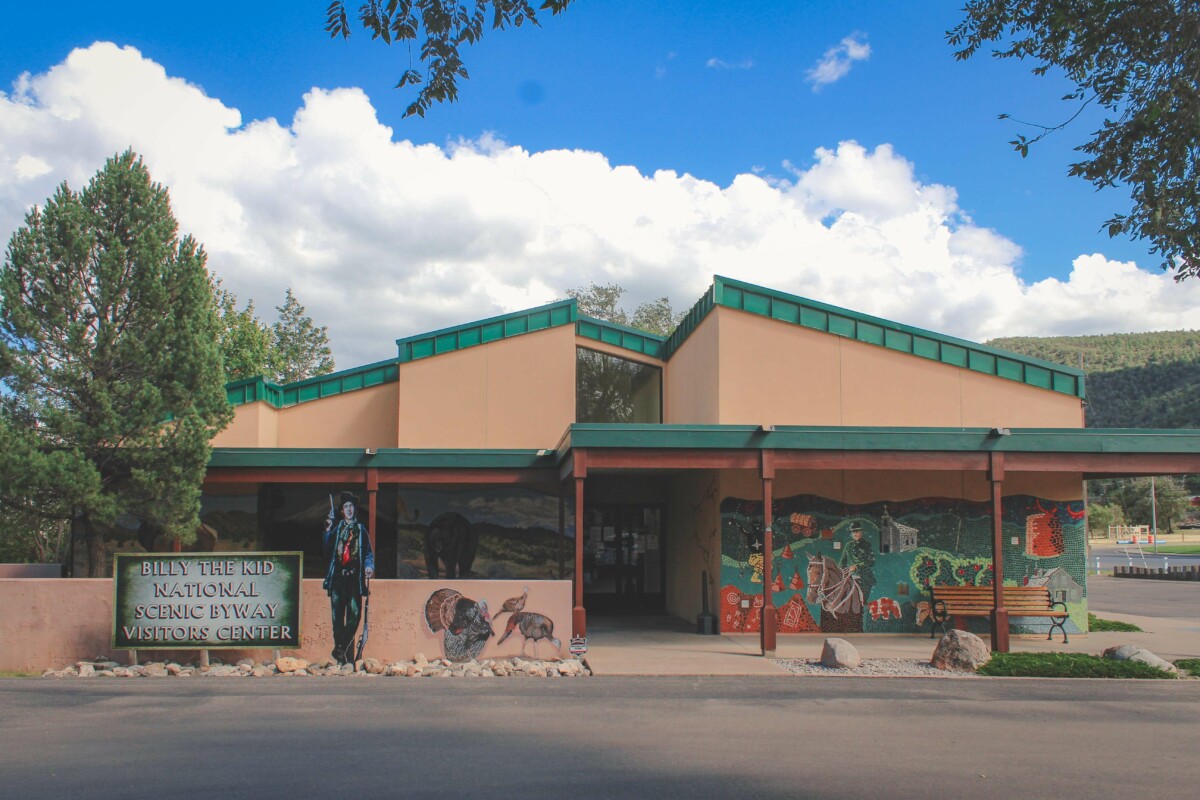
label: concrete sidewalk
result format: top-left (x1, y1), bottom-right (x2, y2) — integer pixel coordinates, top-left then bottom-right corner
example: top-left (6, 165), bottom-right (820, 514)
top-left (582, 575), bottom-right (1200, 676)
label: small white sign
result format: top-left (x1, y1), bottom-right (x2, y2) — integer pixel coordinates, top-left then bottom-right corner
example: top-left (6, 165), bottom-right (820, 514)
top-left (569, 636), bottom-right (588, 656)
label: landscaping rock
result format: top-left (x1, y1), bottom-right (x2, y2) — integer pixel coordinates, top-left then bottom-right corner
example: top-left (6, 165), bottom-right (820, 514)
top-left (820, 638), bottom-right (861, 669)
top-left (931, 630), bottom-right (991, 672)
top-left (1102, 645), bottom-right (1179, 674)
top-left (274, 656), bottom-right (308, 673)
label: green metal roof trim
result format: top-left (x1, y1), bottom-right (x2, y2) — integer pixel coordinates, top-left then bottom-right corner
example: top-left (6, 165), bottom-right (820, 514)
top-left (227, 276), bottom-right (1086, 411)
top-left (556, 423), bottom-right (1200, 458)
top-left (661, 276), bottom-right (1085, 399)
top-left (395, 299), bottom-right (577, 363)
top-left (209, 448), bottom-right (557, 470)
top-left (663, 282), bottom-right (716, 358)
top-left (224, 358), bottom-right (400, 410)
top-left (576, 315), bottom-right (667, 359)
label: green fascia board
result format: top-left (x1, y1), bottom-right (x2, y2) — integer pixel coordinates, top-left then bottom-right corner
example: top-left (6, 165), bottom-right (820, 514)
top-left (224, 357), bottom-right (400, 411)
top-left (576, 316), bottom-right (667, 359)
top-left (225, 377), bottom-right (284, 408)
top-left (395, 299), bottom-right (578, 363)
top-left (209, 448), bottom-right (557, 470)
top-left (710, 275), bottom-right (1086, 399)
top-left (556, 423), bottom-right (1200, 456)
top-left (663, 282), bottom-right (717, 358)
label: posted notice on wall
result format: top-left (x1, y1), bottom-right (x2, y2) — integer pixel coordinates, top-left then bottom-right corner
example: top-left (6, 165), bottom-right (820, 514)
top-left (113, 553), bottom-right (302, 650)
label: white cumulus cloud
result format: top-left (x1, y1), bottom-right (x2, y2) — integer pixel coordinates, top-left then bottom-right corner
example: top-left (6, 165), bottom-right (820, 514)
top-left (2, 43), bottom-right (1198, 371)
top-left (807, 33), bottom-right (871, 90)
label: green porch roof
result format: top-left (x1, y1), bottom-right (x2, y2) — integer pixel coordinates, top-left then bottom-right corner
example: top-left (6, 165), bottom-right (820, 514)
top-left (555, 423), bottom-right (1200, 458)
top-left (206, 425), bottom-right (1200, 471)
top-left (209, 448), bottom-right (557, 470)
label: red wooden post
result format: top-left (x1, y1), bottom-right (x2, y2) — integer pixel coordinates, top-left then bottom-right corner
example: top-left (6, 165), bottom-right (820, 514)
top-left (989, 452), bottom-right (1009, 653)
top-left (761, 450), bottom-right (777, 656)
top-left (573, 450), bottom-right (588, 638)
top-left (365, 468), bottom-right (379, 554)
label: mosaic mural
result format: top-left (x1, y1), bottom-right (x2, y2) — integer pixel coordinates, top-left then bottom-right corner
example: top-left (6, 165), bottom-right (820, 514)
top-left (720, 494), bottom-right (1087, 636)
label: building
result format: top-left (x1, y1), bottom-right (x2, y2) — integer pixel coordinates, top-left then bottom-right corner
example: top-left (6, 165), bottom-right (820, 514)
top-left (191, 275), bottom-right (1200, 656)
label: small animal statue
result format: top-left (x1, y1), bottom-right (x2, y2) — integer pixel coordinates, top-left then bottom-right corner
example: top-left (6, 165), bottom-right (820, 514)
top-left (424, 588), bottom-right (494, 662)
top-left (867, 597), bottom-right (902, 621)
top-left (497, 611), bottom-right (561, 659)
top-left (424, 512), bottom-right (478, 579)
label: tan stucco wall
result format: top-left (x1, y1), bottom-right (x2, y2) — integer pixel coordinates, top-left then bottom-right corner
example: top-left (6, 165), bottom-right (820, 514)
top-left (275, 383), bottom-right (399, 449)
top-left (397, 326), bottom-right (575, 448)
top-left (664, 312), bottom-right (721, 423)
top-left (211, 400), bottom-right (280, 448)
top-left (0, 578), bottom-right (571, 672)
top-left (664, 471), bottom-right (722, 622)
top-left (712, 307), bottom-right (1084, 428)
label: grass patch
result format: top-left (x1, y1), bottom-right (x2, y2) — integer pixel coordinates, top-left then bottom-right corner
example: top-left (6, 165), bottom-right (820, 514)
top-left (0, 671), bottom-right (37, 678)
top-left (1175, 658), bottom-right (1200, 675)
top-left (1146, 544), bottom-right (1200, 555)
top-left (978, 651), bottom-right (1176, 679)
top-left (1088, 613), bottom-right (1142, 632)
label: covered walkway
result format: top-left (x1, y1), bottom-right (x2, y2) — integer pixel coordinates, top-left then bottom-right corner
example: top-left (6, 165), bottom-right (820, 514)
top-left (582, 574), bottom-right (1200, 675)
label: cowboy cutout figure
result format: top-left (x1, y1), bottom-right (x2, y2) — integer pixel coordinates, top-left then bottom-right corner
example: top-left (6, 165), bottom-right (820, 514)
top-left (322, 491), bottom-right (374, 664)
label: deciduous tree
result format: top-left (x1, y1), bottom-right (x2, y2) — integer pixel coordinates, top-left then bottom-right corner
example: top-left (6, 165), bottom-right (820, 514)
top-left (950, 1), bottom-right (1200, 278)
top-left (326, 0), bottom-right (575, 118)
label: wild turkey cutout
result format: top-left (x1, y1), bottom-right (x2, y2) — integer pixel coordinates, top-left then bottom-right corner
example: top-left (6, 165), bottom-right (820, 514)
top-left (496, 586), bottom-right (562, 658)
top-left (424, 588), bottom-right (494, 662)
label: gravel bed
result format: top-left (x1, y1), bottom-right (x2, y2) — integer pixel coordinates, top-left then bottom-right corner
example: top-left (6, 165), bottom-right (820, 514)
top-left (774, 658), bottom-right (980, 678)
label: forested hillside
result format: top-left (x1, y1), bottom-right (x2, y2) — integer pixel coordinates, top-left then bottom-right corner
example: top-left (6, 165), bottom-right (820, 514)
top-left (987, 330), bottom-right (1200, 373)
top-left (985, 330), bottom-right (1200, 428)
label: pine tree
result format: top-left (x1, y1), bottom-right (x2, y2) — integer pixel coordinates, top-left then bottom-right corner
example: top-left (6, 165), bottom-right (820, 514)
top-left (271, 288), bottom-right (335, 384)
top-left (0, 151), bottom-right (232, 575)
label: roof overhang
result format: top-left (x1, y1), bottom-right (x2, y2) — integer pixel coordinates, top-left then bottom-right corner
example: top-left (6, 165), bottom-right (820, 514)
top-left (205, 425), bottom-right (1200, 487)
top-left (554, 424), bottom-right (1200, 481)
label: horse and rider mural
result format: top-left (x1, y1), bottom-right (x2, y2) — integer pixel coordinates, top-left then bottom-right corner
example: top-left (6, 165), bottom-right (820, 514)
top-left (720, 493), bottom-right (1087, 637)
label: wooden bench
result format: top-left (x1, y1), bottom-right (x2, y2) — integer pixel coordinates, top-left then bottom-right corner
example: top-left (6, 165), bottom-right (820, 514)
top-left (928, 585), bottom-right (1069, 643)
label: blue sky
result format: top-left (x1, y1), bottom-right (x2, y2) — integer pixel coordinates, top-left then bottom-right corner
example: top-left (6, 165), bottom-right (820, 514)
top-left (2, 1), bottom-right (1196, 367)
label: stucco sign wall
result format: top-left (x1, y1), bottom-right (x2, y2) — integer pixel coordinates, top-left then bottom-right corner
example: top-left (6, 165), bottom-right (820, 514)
top-left (113, 553), bottom-right (302, 649)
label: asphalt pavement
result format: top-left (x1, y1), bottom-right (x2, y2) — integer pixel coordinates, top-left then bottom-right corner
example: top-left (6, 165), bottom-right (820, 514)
top-left (2, 677), bottom-right (1198, 800)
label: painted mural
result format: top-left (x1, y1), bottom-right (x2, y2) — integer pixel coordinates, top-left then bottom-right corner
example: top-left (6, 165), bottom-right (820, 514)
top-left (423, 584), bottom-right (563, 662)
top-left (720, 494), bottom-right (1087, 636)
top-left (397, 488), bottom-right (567, 581)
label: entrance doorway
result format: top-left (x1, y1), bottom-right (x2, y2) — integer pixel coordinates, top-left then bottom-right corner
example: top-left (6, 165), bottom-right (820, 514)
top-left (582, 505), bottom-right (665, 613)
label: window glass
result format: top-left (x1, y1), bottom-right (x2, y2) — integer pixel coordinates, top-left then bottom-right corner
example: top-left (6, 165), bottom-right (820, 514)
top-left (576, 348), bottom-right (662, 423)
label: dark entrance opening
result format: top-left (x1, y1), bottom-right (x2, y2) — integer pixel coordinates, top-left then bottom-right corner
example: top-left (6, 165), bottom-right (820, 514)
top-left (582, 504), bottom-right (665, 613)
